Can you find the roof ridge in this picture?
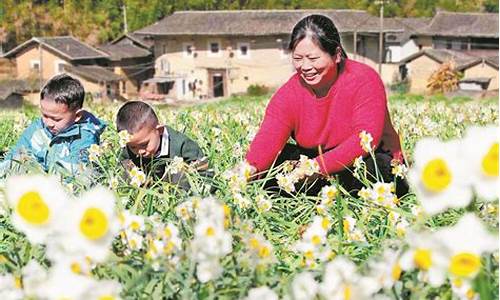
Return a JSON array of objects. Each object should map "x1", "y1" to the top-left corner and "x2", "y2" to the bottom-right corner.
[
  {"x1": 435, "y1": 10, "x2": 498, "y2": 16},
  {"x1": 173, "y1": 9, "x2": 367, "y2": 13}
]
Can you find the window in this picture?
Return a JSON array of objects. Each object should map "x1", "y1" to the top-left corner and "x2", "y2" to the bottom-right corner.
[
  {"x1": 30, "y1": 60, "x2": 40, "y2": 71},
  {"x1": 237, "y1": 42, "x2": 250, "y2": 58},
  {"x1": 207, "y1": 40, "x2": 221, "y2": 57},
  {"x1": 55, "y1": 60, "x2": 66, "y2": 74},
  {"x1": 183, "y1": 43, "x2": 194, "y2": 57}
]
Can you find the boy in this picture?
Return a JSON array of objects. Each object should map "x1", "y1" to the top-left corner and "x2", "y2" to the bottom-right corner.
[
  {"x1": 116, "y1": 101, "x2": 209, "y2": 190},
  {"x1": 0, "y1": 74, "x2": 106, "y2": 175}
]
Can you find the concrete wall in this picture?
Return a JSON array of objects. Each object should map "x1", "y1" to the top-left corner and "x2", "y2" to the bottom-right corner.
[
  {"x1": 15, "y1": 45, "x2": 69, "y2": 80},
  {"x1": 386, "y1": 39, "x2": 420, "y2": 63},
  {"x1": 405, "y1": 55, "x2": 441, "y2": 93},
  {"x1": 154, "y1": 35, "x2": 293, "y2": 99},
  {"x1": 463, "y1": 62, "x2": 499, "y2": 91}
]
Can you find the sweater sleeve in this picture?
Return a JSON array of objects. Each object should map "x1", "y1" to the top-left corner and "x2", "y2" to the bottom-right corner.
[
  {"x1": 245, "y1": 87, "x2": 294, "y2": 171},
  {"x1": 315, "y1": 71, "x2": 387, "y2": 174}
]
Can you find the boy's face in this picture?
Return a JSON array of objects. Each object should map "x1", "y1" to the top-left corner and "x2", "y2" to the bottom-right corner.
[
  {"x1": 40, "y1": 99, "x2": 82, "y2": 135},
  {"x1": 127, "y1": 124, "x2": 163, "y2": 158}
]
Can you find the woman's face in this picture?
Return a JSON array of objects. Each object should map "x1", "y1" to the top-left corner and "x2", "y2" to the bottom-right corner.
[{"x1": 292, "y1": 37, "x2": 340, "y2": 94}]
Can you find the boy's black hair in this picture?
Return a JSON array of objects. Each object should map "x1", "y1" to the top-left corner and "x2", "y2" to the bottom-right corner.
[
  {"x1": 40, "y1": 73, "x2": 85, "y2": 111},
  {"x1": 116, "y1": 100, "x2": 159, "y2": 133}
]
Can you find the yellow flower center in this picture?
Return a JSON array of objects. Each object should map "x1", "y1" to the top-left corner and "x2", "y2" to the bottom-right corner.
[
  {"x1": 414, "y1": 248, "x2": 432, "y2": 271},
  {"x1": 79, "y1": 208, "x2": 109, "y2": 240},
  {"x1": 466, "y1": 288, "x2": 476, "y2": 300},
  {"x1": 16, "y1": 191, "x2": 50, "y2": 225},
  {"x1": 322, "y1": 218, "x2": 330, "y2": 230},
  {"x1": 205, "y1": 227, "x2": 215, "y2": 237},
  {"x1": 164, "y1": 227, "x2": 172, "y2": 238},
  {"x1": 343, "y1": 219, "x2": 351, "y2": 233},
  {"x1": 343, "y1": 284, "x2": 352, "y2": 300},
  {"x1": 311, "y1": 235, "x2": 322, "y2": 245},
  {"x1": 421, "y1": 158, "x2": 452, "y2": 192},
  {"x1": 164, "y1": 241, "x2": 175, "y2": 254},
  {"x1": 258, "y1": 246, "x2": 271, "y2": 258},
  {"x1": 481, "y1": 143, "x2": 498, "y2": 177},
  {"x1": 304, "y1": 250, "x2": 314, "y2": 259},
  {"x1": 71, "y1": 262, "x2": 81, "y2": 274},
  {"x1": 392, "y1": 263, "x2": 402, "y2": 281},
  {"x1": 249, "y1": 238, "x2": 260, "y2": 250},
  {"x1": 99, "y1": 296, "x2": 115, "y2": 300},
  {"x1": 130, "y1": 221, "x2": 140, "y2": 231},
  {"x1": 449, "y1": 252, "x2": 481, "y2": 277},
  {"x1": 14, "y1": 276, "x2": 22, "y2": 289}
]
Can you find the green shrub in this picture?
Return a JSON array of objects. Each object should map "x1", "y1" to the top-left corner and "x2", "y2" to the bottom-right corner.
[{"x1": 246, "y1": 84, "x2": 270, "y2": 96}]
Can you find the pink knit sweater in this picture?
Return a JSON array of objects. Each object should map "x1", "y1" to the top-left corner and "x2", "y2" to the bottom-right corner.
[{"x1": 246, "y1": 59, "x2": 403, "y2": 175}]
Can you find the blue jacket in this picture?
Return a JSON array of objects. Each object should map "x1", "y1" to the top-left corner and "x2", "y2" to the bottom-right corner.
[{"x1": 2, "y1": 111, "x2": 106, "y2": 174}]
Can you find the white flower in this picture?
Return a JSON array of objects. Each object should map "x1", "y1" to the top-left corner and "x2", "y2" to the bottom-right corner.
[
  {"x1": 320, "y1": 185, "x2": 338, "y2": 205},
  {"x1": 461, "y1": 126, "x2": 498, "y2": 201},
  {"x1": 408, "y1": 138, "x2": 472, "y2": 215},
  {"x1": 118, "y1": 210, "x2": 145, "y2": 232},
  {"x1": 22, "y1": 260, "x2": 48, "y2": 298},
  {"x1": 245, "y1": 233, "x2": 275, "y2": 267},
  {"x1": 6, "y1": 175, "x2": 68, "y2": 244},
  {"x1": 109, "y1": 176, "x2": 119, "y2": 189},
  {"x1": 353, "y1": 156, "x2": 364, "y2": 171},
  {"x1": 435, "y1": 213, "x2": 498, "y2": 279},
  {"x1": 296, "y1": 155, "x2": 320, "y2": 177},
  {"x1": 60, "y1": 187, "x2": 120, "y2": 263},
  {"x1": 36, "y1": 264, "x2": 96, "y2": 300},
  {"x1": 245, "y1": 286, "x2": 278, "y2": 300},
  {"x1": 234, "y1": 193, "x2": 251, "y2": 209},
  {"x1": 118, "y1": 130, "x2": 131, "y2": 148},
  {"x1": 0, "y1": 273, "x2": 23, "y2": 300},
  {"x1": 359, "y1": 130, "x2": 373, "y2": 152},
  {"x1": 451, "y1": 278, "x2": 479, "y2": 300},
  {"x1": 169, "y1": 156, "x2": 185, "y2": 174},
  {"x1": 277, "y1": 173, "x2": 296, "y2": 193},
  {"x1": 367, "y1": 249, "x2": 403, "y2": 290},
  {"x1": 400, "y1": 231, "x2": 448, "y2": 287},
  {"x1": 196, "y1": 259, "x2": 223, "y2": 283},
  {"x1": 129, "y1": 166, "x2": 146, "y2": 187},
  {"x1": 391, "y1": 161, "x2": 408, "y2": 179},
  {"x1": 88, "y1": 144, "x2": 102, "y2": 162},
  {"x1": 256, "y1": 194, "x2": 272, "y2": 212},
  {"x1": 291, "y1": 272, "x2": 318, "y2": 300},
  {"x1": 320, "y1": 257, "x2": 379, "y2": 300}
]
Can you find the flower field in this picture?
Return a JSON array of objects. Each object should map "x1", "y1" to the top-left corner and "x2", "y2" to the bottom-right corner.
[{"x1": 0, "y1": 95, "x2": 498, "y2": 300}]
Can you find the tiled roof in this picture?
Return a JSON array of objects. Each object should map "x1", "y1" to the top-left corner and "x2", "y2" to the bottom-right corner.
[
  {"x1": 136, "y1": 10, "x2": 403, "y2": 36},
  {"x1": 3, "y1": 36, "x2": 108, "y2": 61},
  {"x1": 422, "y1": 11, "x2": 498, "y2": 38},
  {"x1": 400, "y1": 49, "x2": 498, "y2": 71},
  {"x1": 64, "y1": 65, "x2": 123, "y2": 82},
  {"x1": 99, "y1": 44, "x2": 151, "y2": 61}
]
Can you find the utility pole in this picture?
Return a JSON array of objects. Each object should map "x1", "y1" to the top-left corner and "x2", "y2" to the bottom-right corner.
[
  {"x1": 123, "y1": 4, "x2": 128, "y2": 34},
  {"x1": 375, "y1": 0, "x2": 386, "y2": 76}
]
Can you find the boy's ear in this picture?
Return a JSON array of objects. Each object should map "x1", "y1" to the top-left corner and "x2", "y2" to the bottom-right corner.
[
  {"x1": 156, "y1": 124, "x2": 165, "y2": 134},
  {"x1": 74, "y1": 109, "x2": 84, "y2": 123}
]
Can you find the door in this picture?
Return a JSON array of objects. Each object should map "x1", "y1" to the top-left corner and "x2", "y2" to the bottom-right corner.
[
  {"x1": 213, "y1": 73, "x2": 224, "y2": 97},
  {"x1": 208, "y1": 69, "x2": 227, "y2": 98}
]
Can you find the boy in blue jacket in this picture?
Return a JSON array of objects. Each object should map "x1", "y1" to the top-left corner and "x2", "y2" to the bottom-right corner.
[{"x1": 0, "y1": 74, "x2": 106, "y2": 175}]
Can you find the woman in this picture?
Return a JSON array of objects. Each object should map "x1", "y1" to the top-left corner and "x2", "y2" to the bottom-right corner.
[{"x1": 245, "y1": 14, "x2": 408, "y2": 197}]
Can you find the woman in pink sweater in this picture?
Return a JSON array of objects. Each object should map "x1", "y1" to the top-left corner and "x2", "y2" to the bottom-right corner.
[{"x1": 245, "y1": 14, "x2": 408, "y2": 197}]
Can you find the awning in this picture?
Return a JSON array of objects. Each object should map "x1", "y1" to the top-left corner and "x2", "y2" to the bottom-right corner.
[{"x1": 143, "y1": 77, "x2": 175, "y2": 84}]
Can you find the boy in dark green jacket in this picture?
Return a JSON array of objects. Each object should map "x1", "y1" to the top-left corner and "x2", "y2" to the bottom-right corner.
[{"x1": 116, "y1": 101, "x2": 209, "y2": 190}]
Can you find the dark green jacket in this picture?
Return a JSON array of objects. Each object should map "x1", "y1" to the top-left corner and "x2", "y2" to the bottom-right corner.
[{"x1": 120, "y1": 126, "x2": 207, "y2": 190}]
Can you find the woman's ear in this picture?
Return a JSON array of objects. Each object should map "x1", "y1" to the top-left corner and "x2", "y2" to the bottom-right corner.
[{"x1": 334, "y1": 47, "x2": 342, "y2": 64}]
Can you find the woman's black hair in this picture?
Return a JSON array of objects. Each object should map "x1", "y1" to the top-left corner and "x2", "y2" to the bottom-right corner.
[{"x1": 288, "y1": 14, "x2": 348, "y2": 71}]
